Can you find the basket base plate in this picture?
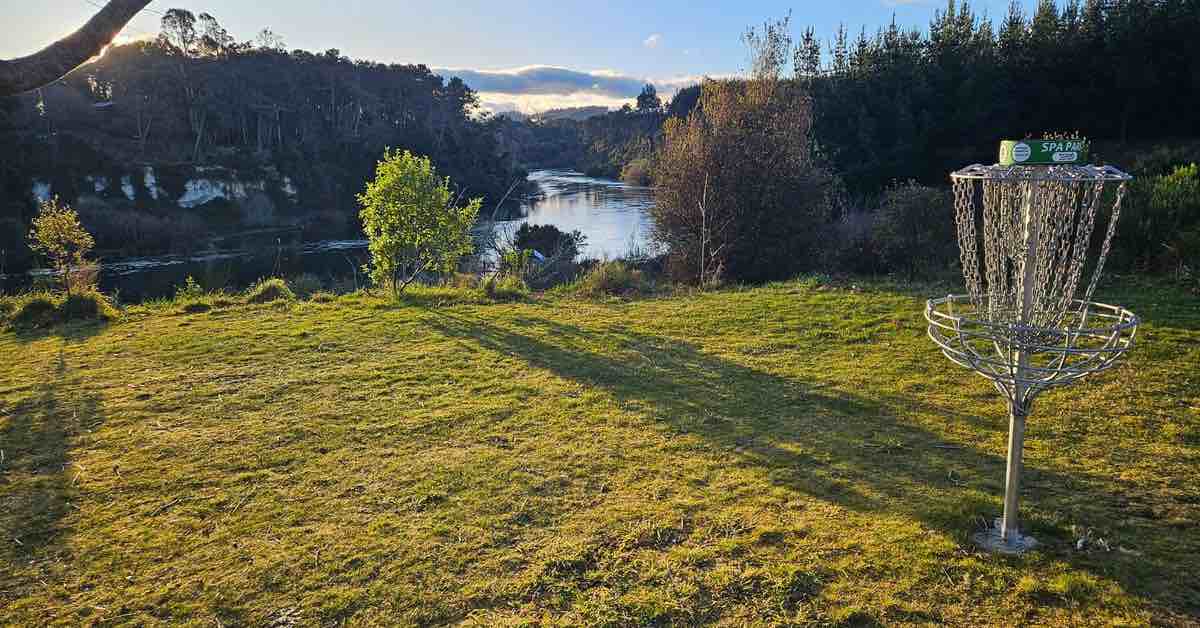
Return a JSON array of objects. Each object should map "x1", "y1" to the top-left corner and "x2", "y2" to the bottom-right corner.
[{"x1": 972, "y1": 518, "x2": 1038, "y2": 554}]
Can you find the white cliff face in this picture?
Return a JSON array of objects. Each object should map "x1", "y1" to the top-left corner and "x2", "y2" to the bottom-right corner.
[
  {"x1": 121, "y1": 175, "x2": 136, "y2": 200},
  {"x1": 143, "y1": 166, "x2": 164, "y2": 200},
  {"x1": 177, "y1": 179, "x2": 225, "y2": 208},
  {"x1": 85, "y1": 175, "x2": 110, "y2": 193},
  {"x1": 177, "y1": 177, "x2": 268, "y2": 209},
  {"x1": 32, "y1": 167, "x2": 297, "y2": 219},
  {"x1": 281, "y1": 176, "x2": 298, "y2": 200}
]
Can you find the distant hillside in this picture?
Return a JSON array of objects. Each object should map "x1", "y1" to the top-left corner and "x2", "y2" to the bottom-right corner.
[{"x1": 532, "y1": 106, "x2": 611, "y2": 122}]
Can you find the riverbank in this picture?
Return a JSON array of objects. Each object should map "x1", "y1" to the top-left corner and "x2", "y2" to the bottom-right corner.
[
  {"x1": 1, "y1": 170, "x2": 654, "y2": 302},
  {"x1": 1, "y1": 276, "x2": 1196, "y2": 624}
]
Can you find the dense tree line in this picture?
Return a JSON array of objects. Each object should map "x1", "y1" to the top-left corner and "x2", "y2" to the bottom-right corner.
[{"x1": 803, "y1": 0, "x2": 1200, "y2": 191}]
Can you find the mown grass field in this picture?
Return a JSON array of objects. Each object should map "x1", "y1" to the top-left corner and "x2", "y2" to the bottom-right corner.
[{"x1": 1, "y1": 278, "x2": 1197, "y2": 626}]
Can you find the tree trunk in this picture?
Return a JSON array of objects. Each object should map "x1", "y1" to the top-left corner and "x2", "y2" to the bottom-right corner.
[{"x1": 0, "y1": 0, "x2": 152, "y2": 97}]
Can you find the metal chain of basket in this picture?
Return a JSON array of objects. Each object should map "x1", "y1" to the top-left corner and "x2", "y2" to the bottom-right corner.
[{"x1": 952, "y1": 165, "x2": 1129, "y2": 329}]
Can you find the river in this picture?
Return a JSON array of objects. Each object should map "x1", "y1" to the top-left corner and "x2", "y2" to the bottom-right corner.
[{"x1": 1, "y1": 170, "x2": 656, "y2": 301}]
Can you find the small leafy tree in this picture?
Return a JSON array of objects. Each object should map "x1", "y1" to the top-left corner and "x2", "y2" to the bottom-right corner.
[
  {"x1": 28, "y1": 197, "x2": 96, "y2": 295},
  {"x1": 358, "y1": 149, "x2": 482, "y2": 295}
]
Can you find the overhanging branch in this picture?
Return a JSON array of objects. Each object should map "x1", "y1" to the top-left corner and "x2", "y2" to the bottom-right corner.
[{"x1": 0, "y1": 0, "x2": 153, "y2": 97}]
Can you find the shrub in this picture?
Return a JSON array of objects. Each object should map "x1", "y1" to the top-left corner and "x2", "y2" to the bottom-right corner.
[
  {"x1": 481, "y1": 274, "x2": 528, "y2": 301},
  {"x1": 176, "y1": 275, "x2": 205, "y2": 300},
  {"x1": 246, "y1": 278, "x2": 295, "y2": 304},
  {"x1": 872, "y1": 182, "x2": 957, "y2": 275},
  {"x1": 1115, "y1": 163, "x2": 1200, "y2": 275},
  {"x1": 513, "y1": 223, "x2": 584, "y2": 260},
  {"x1": 28, "y1": 196, "x2": 96, "y2": 295},
  {"x1": 309, "y1": 291, "x2": 338, "y2": 303},
  {"x1": 358, "y1": 149, "x2": 482, "y2": 295},
  {"x1": 652, "y1": 21, "x2": 831, "y2": 284},
  {"x1": 572, "y1": 261, "x2": 650, "y2": 298},
  {"x1": 60, "y1": 290, "x2": 118, "y2": 321}
]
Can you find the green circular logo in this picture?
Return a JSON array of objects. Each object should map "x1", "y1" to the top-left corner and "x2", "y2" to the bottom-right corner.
[{"x1": 1012, "y1": 142, "x2": 1032, "y2": 163}]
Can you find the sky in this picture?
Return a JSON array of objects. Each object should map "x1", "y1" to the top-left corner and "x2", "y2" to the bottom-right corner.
[{"x1": 3, "y1": 0, "x2": 1048, "y2": 112}]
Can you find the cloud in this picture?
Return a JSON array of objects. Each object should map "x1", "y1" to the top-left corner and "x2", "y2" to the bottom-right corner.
[
  {"x1": 435, "y1": 65, "x2": 708, "y2": 113},
  {"x1": 643, "y1": 34, "x2": 662, "y2": 49},
  {"x1": 434, "y1": 65, "x2": 646, "y2": 99}
]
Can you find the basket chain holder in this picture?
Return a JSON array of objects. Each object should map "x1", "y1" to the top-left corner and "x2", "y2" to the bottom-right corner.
[{"x1": 927, "y1": 158, "x2": 1139, "y2": 553}]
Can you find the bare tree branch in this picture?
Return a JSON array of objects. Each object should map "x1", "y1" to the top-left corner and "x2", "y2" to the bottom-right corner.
[{"x1": 0, "y1": 0, "x2": 152, "y2": 97}]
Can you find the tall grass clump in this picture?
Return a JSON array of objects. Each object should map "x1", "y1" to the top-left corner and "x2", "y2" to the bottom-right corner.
[
  {"x1": 572, "y1": 261, "x2": 651, "y2": 298},
  {"x1": 245, "y1": 278, "x2": 295, "y2": 304},
  {"x1": 481, "y1": 273, "x2": 529, "y2": 302},
  {"x1": 3, "y1": 290, "x2": 118, "y2": 329},
  {"x1": 288, "y1": 273, "x2": 325, "y2": 299}
]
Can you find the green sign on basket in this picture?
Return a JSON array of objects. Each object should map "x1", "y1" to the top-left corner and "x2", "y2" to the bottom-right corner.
[{"x1": 999, "y1": 139, "x2": 1089, "y2": 166}]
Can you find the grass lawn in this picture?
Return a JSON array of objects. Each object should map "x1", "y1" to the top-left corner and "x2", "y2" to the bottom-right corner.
[{"x1": 1, "y1": 278, "x2": 1197, "y2": 626}]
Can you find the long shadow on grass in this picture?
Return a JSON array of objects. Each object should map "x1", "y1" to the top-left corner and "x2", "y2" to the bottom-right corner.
[
  {"x1": 427, "y1": 311, "x2": 1198, "y2": 619},
  {"x1": 0, "y1": 347, "x2": 104, "y2": 585}
]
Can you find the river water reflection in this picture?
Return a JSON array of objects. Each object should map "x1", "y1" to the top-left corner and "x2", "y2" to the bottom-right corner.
[{"x1": 0, "y1": 170, "x2": 656, "y2": 300}]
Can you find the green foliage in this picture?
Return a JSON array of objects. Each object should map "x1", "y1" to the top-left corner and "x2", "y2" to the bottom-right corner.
[
  {"x1": 572, "y1": 261, "x2": 650, "y2": 298},
  {"x1": 358, "y1": 149, "x2": 482, "y2": 295},
  {"x1": 1116, "y1": 163, "x2": 1200, "y2": 281},
  {"x1": 872, "y1": 182, "x2": 958, "y2": 275},
  {"x1": 245, "y1": 278, "x2": 295, "y2": 304},
  {"x1": 499, "y1": 248, "x2": 533, "y2": 278},
  {"x1": 27, "y1": 197, "x2": 96, "y2": 295}
]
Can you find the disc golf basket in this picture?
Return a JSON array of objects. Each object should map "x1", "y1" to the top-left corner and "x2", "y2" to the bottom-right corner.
[{"x1": 926, "y1": 140, "x2": 1139, "y2": 553}]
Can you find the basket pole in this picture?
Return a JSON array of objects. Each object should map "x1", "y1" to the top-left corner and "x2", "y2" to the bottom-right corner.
[{"x1": 1001, "y1": 176, "x2": 1040, "y2": 545}]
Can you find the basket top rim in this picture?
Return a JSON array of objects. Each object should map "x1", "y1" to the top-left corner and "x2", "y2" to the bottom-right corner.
[{"x1": 950, "y1": 163, "x2": 1132, "y2": 182}]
